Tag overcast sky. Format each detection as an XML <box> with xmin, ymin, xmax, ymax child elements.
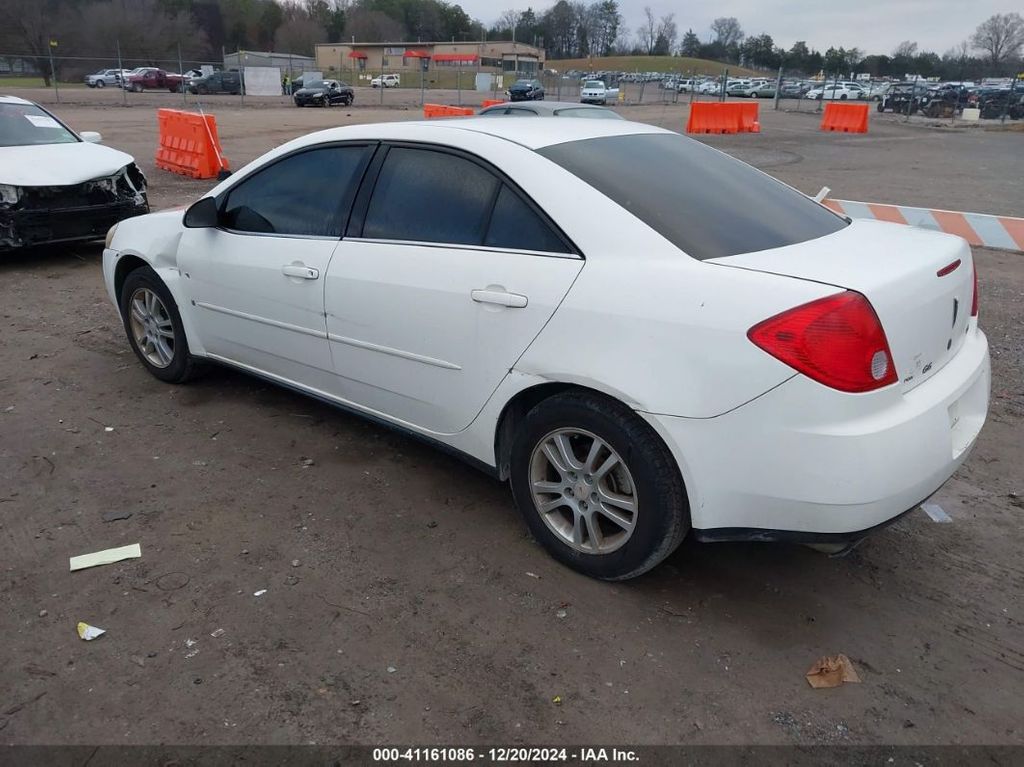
<box><xmin>474</xmin><ymin>1</ymin><xmax>1012</xmax><ymax>57</ymax></box>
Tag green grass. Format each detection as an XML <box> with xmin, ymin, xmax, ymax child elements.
<box><xmin>550</xmin><ymin>55</ymin><xmax>763</xmax><ymax>77</ymax></box>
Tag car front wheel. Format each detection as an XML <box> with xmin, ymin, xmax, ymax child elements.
<box><xmin>120</xmin><ymin>267</ymin><xmax>199</xmax><ymax>384</ymax></box>
<box><xmin>510</xmin><ymin>391</ymin><xmax>689</xmax><ymax>580</ymax></box>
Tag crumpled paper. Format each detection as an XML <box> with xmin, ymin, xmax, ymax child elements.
<box><xmin>805</xmin><ymin>654</ymin><xmax>861</xmax><ymax>688</ymax></box>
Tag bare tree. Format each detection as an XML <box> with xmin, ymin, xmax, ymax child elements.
<box><xmin>971</xmin><ymin>12</ymin><xmax>1024</xmax><ymax>69</ymax></box>
<box><xmin>346</xmin><ymin>8</ymin><xmax>404</xmax><ymax>43</ymax></box>
<box><xmin>0</xmin><ymin>0</ymin><xmax>72</xmax><ymax>85</ymax></box>
<box><xmin>656</xmin><ymin>13</ymin><xmax>677</xmax><ymax>55</ymax></box>
<box><xmin>274</xmin><ymin>17</ymin><xmax>327</xmax><ymax>55</ymax></box>
<box><xmin>637</xmin><ymin>6</ymin><xmax>656</xmax><ymax>55</ymax></box>
<box><xmin>892</xmin><ymin>40</ymin><xmax>918</xmax><ymax>58</ymax></box>
<box><xmin>497</xmin><ymin>9</ymin><xmax>522</xmax><ymax>38</ymax></box>
<box><xmin>710</xmin><ymin>17</ymin><xmax>743</xmax><ymax>48</ymax></box>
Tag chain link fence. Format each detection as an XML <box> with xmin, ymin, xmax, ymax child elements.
<box><xmin>4</xmin><ymin>50</ymin><xmax>1021</xmax><ymax>122</ymax></box>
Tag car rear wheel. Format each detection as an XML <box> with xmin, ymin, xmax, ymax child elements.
<box><xmin>509</xmin><ymin>391</ymin><xmax>689</xmax><ymax>580</ymax></box>
<box><xmin>120</xmin><ymin>267</ymin><xmax>199</xmax><ymax>384</ymax></box>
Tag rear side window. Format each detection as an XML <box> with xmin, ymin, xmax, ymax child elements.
<box><xmin>486</xmin><ymin>185</ymin><xmax>568</xmax><ymax>253</ymax></box>
<box><xmin>222</xmin><ymin>145</ymin><xmax>369</xmax><ymax>237</ymax></box>
<box><xmin>363</xmin><ymin>147</ymin><xmax>499</xmax><ymax>246</ymax></box>
<box><xmin>539</xmin><ymin>133</ymin><xmax>846</xmax><ymax>260</ymax></box>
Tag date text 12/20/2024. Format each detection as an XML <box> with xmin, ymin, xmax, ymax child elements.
<box><xmin>372</xmin><ymin>747</ymin><xmax>640</xmax><ymax>762</ymax></box>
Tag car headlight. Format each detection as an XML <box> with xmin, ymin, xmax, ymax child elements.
<box><xmin>0</xmin><ymin>184</ymin><xmax>20</xmax><ymax>205</ymax></box>
<box><xmin>105</xmin><ymin>223</ymin><xmax>118</xmax><ymax>249</ymax></box>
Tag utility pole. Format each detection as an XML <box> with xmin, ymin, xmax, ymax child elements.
<box><xmin>117</xmin><ymin>39</ymin><xmax>126</xmax><ymax>106</ymax></box>
<box><xmin>48</xmin><ymin>38</ymin><xmax>60</xmax><ymax>102</ymax></box>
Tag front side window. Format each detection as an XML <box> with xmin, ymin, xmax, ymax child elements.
<box><xmin>362</xmin><ymin>148</ymin><xmax>499</xmax><ymax>246</ymax></box>
<box><xmin>221</xmin><ymin>145</ymin><xmax>370</xmax><ymax>237</ymax></box>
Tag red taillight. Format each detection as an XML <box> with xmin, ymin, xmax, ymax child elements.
<box><xmin>748</xmin><ymin>291</ymin><xmax>898</xmax><ymax>393</ymax></box>
<box><xmin>971</xmin><ymin>265</ymin><xmax>979</xmax><ymax>317</ymax></box>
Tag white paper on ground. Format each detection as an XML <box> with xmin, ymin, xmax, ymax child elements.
<box><xmin>69</xmin><ymin>543</ymin><xmax>142</xmax><ymax>571</ymax></box>
<box><xmin>922</xmin><ymin>503</ymin><xmax>953</xmax><ymax>523</ymax></box>
<box><xmin>77</xmin><ymin>622</ymin><xmax>106</xmax><ymax>640</ymax></box>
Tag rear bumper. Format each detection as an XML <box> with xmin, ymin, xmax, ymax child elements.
<box><xmin>643</xmin><ymin>327</ymin><xmax>991</xmax><ymax>536</ymax></box>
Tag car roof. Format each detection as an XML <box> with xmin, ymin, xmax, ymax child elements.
<box><xmin>0</xmin><ymin>95</ymin><xmax>34</xmax><ymax>105</ymax></box>
<box><xmin>292</xmin><ymin>117</ymin><xmax>669</xmax><ymax>152</ymax></box>
<box><xmin>481</xmin><ymin>101</ymin><xmax>613</xmax><ymax>115</ymax></box>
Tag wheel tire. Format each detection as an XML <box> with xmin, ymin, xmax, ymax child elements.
<box><xmin>119</xmin><ymin>266</ymin><xmax>200</xmax><ymax>384</ymax></box>
<box><xmin>509</xmin><ymin>391</ymin><xmax>690</xmax><ymax>580</ymax></box>
<box><xmin>96</xmin><ymin>80</ymin><xmax>105</xmax><ymax>88</ymax></box>
<box><xmin>840</xmin><ymin>93</ymin><xmax>848</xmax><ymax>100</ymax></box>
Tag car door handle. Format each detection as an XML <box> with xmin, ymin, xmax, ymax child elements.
<box><xmin>471</xmin><ymin>289</ymin><xmax>528</xmax><ymax>308</ymax></box>
<box><xmin>282</xmin><ymin>264</ymin><xmax>319</xmax><ymax>280</ymax></box>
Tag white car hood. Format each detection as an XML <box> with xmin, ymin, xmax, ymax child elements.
<box><xmin>0</xmin><ymin>142</ymin><xmax>135</xmax><ymax>186</ymax></box>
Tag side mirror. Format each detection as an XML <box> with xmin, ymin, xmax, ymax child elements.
<box><xmin>183</xmin><ymin>196</ymin><xmax>220</xmax><ymax>228</ymax></box>
<box><xmin>80</xmin><ymin>131</ymin><xmax>102</xmax><ymax>143</ymax></box>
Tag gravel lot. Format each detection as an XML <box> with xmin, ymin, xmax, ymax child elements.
<box><xmin>2</xmin><ymin>90</ymin><xmax>1023</xmax><ymax>747</ymax></box>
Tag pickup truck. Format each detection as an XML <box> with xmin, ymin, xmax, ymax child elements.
<box><xmin>123</xmin><ymin>68</ymin><xmax>187</xmax><ymax>93</ymax></box>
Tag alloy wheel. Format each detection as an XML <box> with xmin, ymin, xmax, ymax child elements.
<box><xmin>128</xmin><ymin>287</ymin><xmax>175</xmax><ymax>368</ymax></box>
<box><xmin>529</xmin><ymin>428</ymin><xmax>638</xmax><ymax>554</ymax></box>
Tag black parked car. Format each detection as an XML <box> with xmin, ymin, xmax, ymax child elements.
<box><xmin>918</xmin><ymin>85</ymin><xmax>972</xmax><ymax>118</ymax></box>
<box><xmin>977</xmin><ymin>88</ymin><xmax>1023</xmax><ymax>119</ymax></box>
<box><xmin>877</xmin><ymin>82</ymin><xmax>929</xmax><ymax>114</ymax></box>
<box><xmin>293</xmin><ymin>79</ymin><xmax>354</xmax><ymax>107</ymax></box>
<box><xmin>507</xmin><ymin>79</ymin><xmax>544</xmax><ymax>101</ymax></box>
<box><xmin>187</xmin><ymin>71</ymin><xmax>242</xmax><ymax>95</ymax></box>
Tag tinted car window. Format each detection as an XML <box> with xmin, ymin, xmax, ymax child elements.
<box><xmin>539</xmin><ymin>133</ymin><xmax>846</xmax><ymax>260</ymax></box>
<box><xmin>363</xmin><ymin>148</ymin><xmax>499</xmax><ymax>246</ymax></box>
<box><xmin>485</xmin><ymin>185</ymin><xmax>569</xmax><ymax>253</ymax></box>
<box><xmin>222</xmin><ymin>145</ymin><xmax>370</xmax><ymax>237</ymax></box>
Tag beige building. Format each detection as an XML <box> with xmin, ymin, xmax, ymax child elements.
<box><xmin>315</xmin><ymin>41</ymin><xmax>545</xmax><ymax>78</ymax></box>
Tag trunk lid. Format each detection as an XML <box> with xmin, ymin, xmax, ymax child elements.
<box><xmin>712</xmin><ymin>219</ymin><xmax>974</xmax><ymax>393</ymax></box>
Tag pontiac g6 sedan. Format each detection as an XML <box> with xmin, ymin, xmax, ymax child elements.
<box><xmin>102</xmin><ymin>119</ymin><xmax>990</xmax><ymax>580</ymax></box>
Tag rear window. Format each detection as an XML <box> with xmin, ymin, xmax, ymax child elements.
<box><xmin>538</xmin><ymin>133</ymin><xmax>847</xmax><ymax>260</ymax></box>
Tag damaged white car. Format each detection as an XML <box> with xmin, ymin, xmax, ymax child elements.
<box><xmin>0</xmin><ymin>95</ymin><xmax>148</xmax><ymax>252</ymax></box>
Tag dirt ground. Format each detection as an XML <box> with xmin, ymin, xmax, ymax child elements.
<box><xmin>1</xmin><ymin>92</ymin><xmax>1023</xmax><ymax>747</ymax></box>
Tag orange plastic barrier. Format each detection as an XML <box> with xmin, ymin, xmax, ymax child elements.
<box><xmin>423</xmin><ymin>103</ymin><xmax>475</xmax><ymax>119</ymax></box>
<box><xmin>481</xmin><ymin>99</ymin><xmax>505</xmax><ymax>108</ymax></box>
<box><xmin>820</xmin><ymin>102</ymin><xmax>869</xmax><ymax>133</ymax></box>
<box><xmin>155</xmin><ymin>109</ymin><xmax>229</xmax><ymax>179</ymax></box>
<box><xmin>686</xmin><ymin>101</ymin><xmax>760</xmax><ymax>134</ymax></box>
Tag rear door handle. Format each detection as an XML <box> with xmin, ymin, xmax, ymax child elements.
<box><xmin>282</xmin><ymin>264</ymin><xmax>320</xmax><ymax>280</ymax></box>
<box><xmin>471</xmin><ymin>289</ymin><xmax>528</xmax><ymax>308</ymax></box>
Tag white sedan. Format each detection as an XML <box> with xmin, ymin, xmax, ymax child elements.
<box><xmin>1</xmin><ymin>95</ymin><xmax>148</xmax><ymax>251</ymax></box>
<box><xmin>806</xmin><ymin>82</ymin><xmax>867</xmax><ymax>100</ymax></box>
<box><xmin>580</xmin><ymin>80</ymin><xmax>616</xmax><ymax>104</ymax></box>
<box><xmin>102</xmin><ymin>119</ymin><xmax>989</xmax><ymax>579</ymax></box>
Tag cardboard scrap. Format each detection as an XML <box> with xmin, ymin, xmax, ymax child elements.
<box><xmin>69</xmin><ymin>543</ymin><xmax>141</xmax><ymax>572</ymax></box>
<box><xmin>77</xmin><ymin>622</ymin><xmax>106</xmax><ymax>641</ymax></box>
<box><xmin>805</xmin><ymin>654</ymin><xmax>861</xmax><ymax>688</ymax></box>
